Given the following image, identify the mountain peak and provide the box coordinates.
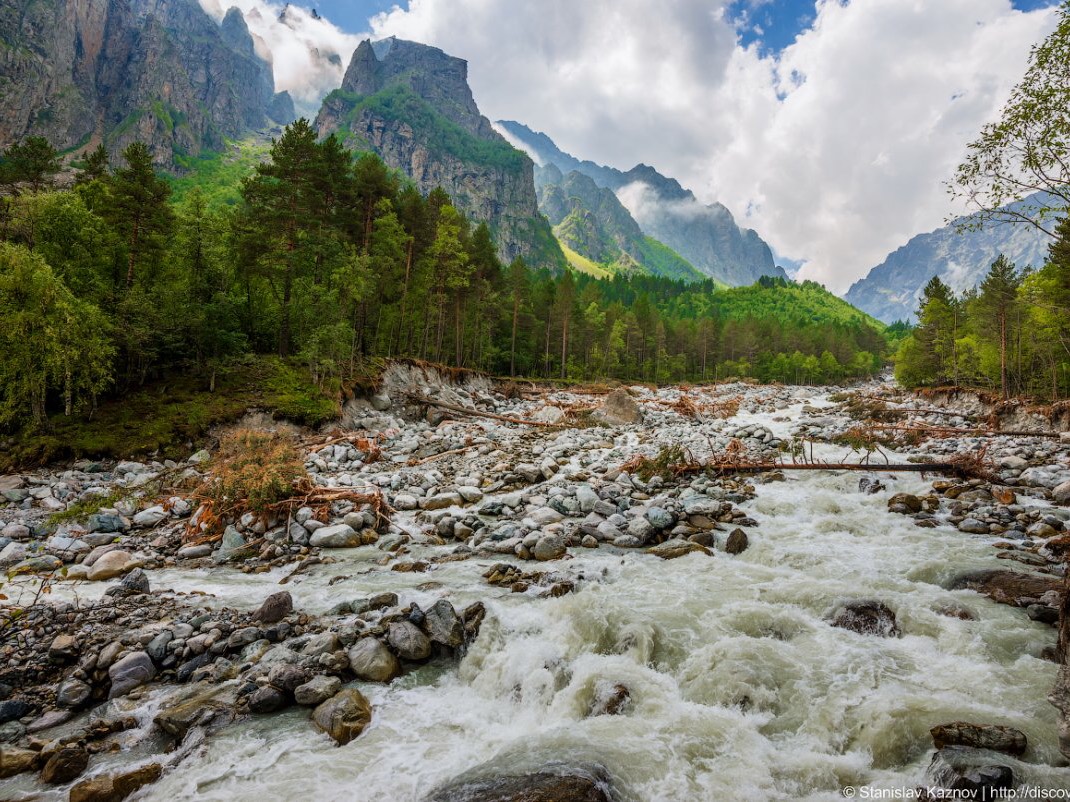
[339,37,490,139]
[845,191,1058,323]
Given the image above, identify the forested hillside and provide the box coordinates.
[0,122,889,448]
[896,243,1070,400]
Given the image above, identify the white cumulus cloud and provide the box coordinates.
[367,0,1058,292]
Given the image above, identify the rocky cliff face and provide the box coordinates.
[500,120,785,286]
[845,194,1057,323]
[315,38,561,268]
[0,0,284,165]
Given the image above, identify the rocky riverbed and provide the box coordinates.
[1,364,1069,801]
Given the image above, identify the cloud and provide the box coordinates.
[198,0,362,111]
[367,0,1058,292]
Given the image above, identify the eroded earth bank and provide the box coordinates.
[1,363,1069,801]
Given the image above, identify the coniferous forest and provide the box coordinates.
[895,241,1070,400]
[0,120,889,437]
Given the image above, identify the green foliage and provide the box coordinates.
[100,142,174,288]
[0,243,114,429]
[170,137,272,207]
[0,136,60,191]
[0,125,905,472]
[634,237,705,282]
[896,246,1070,398]
[47,490,124,526]
[327,85,528,171]
[0,356,338,470]
[952,1,1070,233]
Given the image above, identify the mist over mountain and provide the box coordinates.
[497,120,787,287]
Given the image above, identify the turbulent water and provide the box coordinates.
[47,397,1061,801]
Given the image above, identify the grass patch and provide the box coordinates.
[46,490,124,525]
[559,241,613,279]
[169,136,272,207]
[1,356,340,471]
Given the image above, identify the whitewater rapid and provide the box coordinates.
[120,400,1065,801]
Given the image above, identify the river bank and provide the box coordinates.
[1,366,1068,801]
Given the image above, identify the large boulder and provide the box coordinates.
[1053,480,1070,506]
[132,505,168,528]
[309,524,361,548]
[930,722,1027,756]
[312,688,372,746]
[647,539,709,560]
[348,638,401,682]
[423,600,464,648]
[425,763,614,802]
[87,550,138,581]
[724,528,749,555]
[887,493,922,514]
[40,744,89,784]
[532,533,567,562]
[295,675,342,707]
[213,526,250,564]
[0,746,39,778]
[926,747,1014,798]
[829,600,901,637]
[593,389,643,426]
[108,651,156,698]
[948,569,1062,607]
[388,622,432,661]
[69,763,162,802]
[254,591,293,624]
[154,686,234,741]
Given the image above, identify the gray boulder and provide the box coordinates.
[388,622,432,661]
[312,688,372,746]
[309,524,361,548]
[108,651,156,698]
[348,638,401,682]
[593,388,643,425]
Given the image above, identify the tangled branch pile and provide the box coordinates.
[187,429,391,542]
[620,445,701,481]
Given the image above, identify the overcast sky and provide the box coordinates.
[201,0,1061,292]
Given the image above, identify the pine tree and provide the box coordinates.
[240,119,322,356]
[507,257,528,376]
[556,269,576,379]
[75,145,109,186]
[0,136,60,192]
[976,254,1022,398]
[102,142,173,289]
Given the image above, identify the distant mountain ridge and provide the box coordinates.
[314,38,561,268]
[0,0,294,165]
[497,120,787,286]
[536,163,703,281]
[845,192,1058,323]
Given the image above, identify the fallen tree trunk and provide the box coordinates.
[406,394,556,427]
[871,423,1062,439]
[622,445,995,481]
[699,461,977,477]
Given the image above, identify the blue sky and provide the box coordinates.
[726,0,1058,55]
[310,0,397,32]
[309,0,1058,54]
